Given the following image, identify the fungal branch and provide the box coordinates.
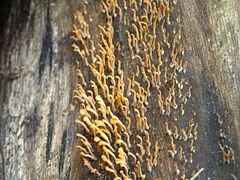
[71,0,198,179]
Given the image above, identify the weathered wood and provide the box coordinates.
[0,0,239,180]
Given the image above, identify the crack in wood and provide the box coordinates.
[46,102,54,163]
[0,146,5,180]
[39,3,53,85]
[59,130,67,174]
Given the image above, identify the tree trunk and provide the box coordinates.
[0,0,239,180]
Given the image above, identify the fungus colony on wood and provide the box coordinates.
[216,113,236,165]
[71,0,199,179]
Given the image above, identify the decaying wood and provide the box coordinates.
[0,0,239,179]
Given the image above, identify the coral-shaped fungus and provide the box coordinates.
[71,0,198,179]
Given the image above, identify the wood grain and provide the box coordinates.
[0,0,239,179]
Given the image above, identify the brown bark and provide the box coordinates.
[0,0,239,179]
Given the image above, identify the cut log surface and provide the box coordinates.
[0,0,239,180]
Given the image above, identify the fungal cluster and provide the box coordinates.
[216,113,235,165]
[71,0,198,179]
